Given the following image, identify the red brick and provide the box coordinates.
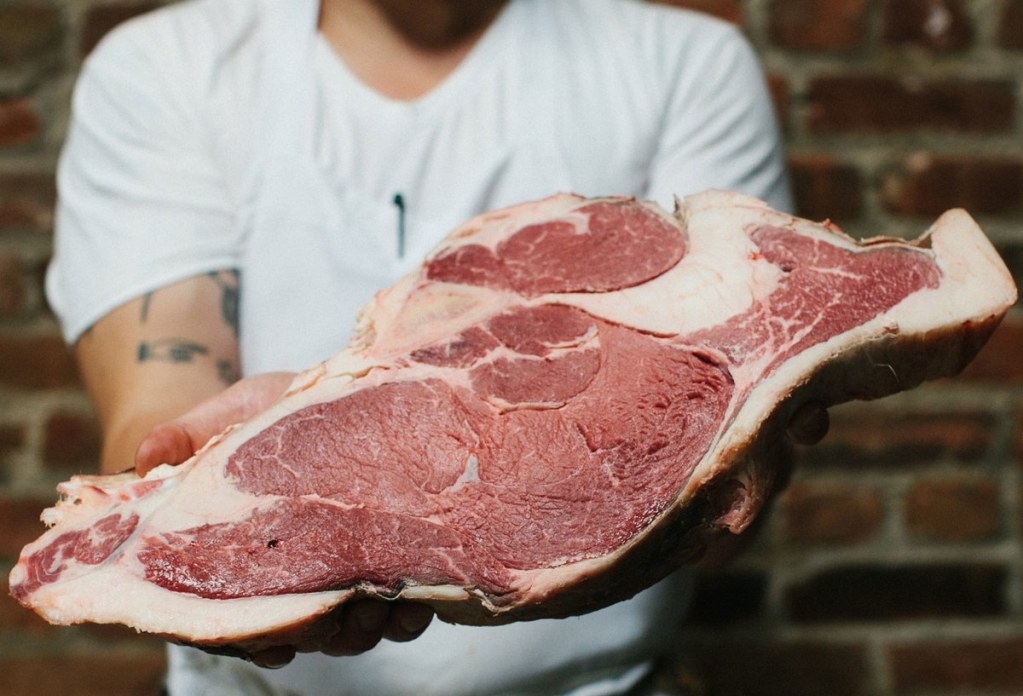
[0,423,25,479]
[0,6,62,67]
[0,495,53,558]
[768,0,866,51]
[998,0,1023,49]
[0,252,26,318]
[881,153,1023,217]
[796,406,995,469]
[788,154,863,222]
[958,313,1023,384]
[882,0,972,51]
[0,99,40,148]
[683,640,869,696]
[766,72,789,128]
[686,570,767,625]
[904,478,999,542]
[998,243,1023,306]
[0,171,56,233]
[43,410,102,472]
[785,563,1006,622]
[0,332,80,390]
[1017,406,1023,463]
[0,419,25,450]
[889,637,1023,692]
[0,653,166,696]
[807,75,1016,133]
[80,4,162,57]
[782,482,883,545]
[649,0,742,24]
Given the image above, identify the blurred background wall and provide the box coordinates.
[0,1,1021,694]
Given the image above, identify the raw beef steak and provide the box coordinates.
[9,190,1017,654]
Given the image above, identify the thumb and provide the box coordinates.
[134,372,296,475]
[135,421,205,475]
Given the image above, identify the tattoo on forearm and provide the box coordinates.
[137,339,209,363]
[133,273,238,375]
[208,271,240,337]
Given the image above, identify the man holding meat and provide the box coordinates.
[47,0,809,693]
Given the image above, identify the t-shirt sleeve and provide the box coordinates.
[46,19,239,343]
[644,21,792,212]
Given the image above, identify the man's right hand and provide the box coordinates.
[135,371,296,475]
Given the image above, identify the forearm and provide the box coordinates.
[75,271,240,474]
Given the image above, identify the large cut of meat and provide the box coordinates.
[9,190,1016,654]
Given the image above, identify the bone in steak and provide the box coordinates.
[9,190,1016,654]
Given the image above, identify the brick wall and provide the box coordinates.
[0,1,1020,695]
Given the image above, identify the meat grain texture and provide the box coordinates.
[9,190,1017,655]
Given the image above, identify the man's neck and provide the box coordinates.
[319,0,508,101]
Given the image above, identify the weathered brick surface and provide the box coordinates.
[788,154,863,222]
[888,637,1023,693]
[682,640,870,696]
[881,0,972,51]
[958,313,1023,384]
[998,0,1023,49]
[807,76,1016,133]
[0,654,167,696]
[0,252,26,318]
[80,4,162,57]
[0,423,26,478]
[768,0,867,51]
[881,153,1023,216]
[904,478,1000,542]
[785,563,1007,622]
[0,495,55,558]
[686,570,768,625]
[998,243,1023,301]
[766,72,789,127]
[43,410,101,472]
[0,99,41,148]
[782,482,883,545]
[0,6,62,67]
[0,333,79,389]
[0,171,57,233]
[1017,406,1023,463]
[797,407,995,468]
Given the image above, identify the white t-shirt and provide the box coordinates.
[47,1,790,694]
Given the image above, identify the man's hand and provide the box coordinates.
[249,600,435,668]
[697,401,829,569]
[134,371,296,475]
[772,400,830,496]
